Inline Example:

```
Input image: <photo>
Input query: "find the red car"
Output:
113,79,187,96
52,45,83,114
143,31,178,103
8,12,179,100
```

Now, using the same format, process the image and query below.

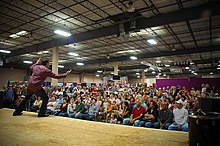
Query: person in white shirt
46,97,57,114
67,98,76,117
201,84,206,93
168,99,189,132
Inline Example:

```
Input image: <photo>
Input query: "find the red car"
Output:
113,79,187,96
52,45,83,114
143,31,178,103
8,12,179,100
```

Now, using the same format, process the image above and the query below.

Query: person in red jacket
13,58,71,117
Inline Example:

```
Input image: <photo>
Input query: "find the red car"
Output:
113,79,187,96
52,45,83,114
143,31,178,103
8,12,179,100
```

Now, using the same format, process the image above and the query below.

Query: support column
141,69,145,83
114,63,119,75
80,73,84,83
52,47,58,86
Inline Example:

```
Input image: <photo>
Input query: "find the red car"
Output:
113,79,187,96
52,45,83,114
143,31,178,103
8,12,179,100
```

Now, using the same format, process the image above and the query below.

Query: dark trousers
15,88,49,115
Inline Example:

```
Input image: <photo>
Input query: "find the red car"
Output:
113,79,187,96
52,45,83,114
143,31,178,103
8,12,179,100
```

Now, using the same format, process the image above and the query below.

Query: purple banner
156,77,220,90
156,78,190,90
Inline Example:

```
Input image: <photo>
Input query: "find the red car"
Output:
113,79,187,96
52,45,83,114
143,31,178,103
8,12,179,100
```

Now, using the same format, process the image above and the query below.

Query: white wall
45,73,80,83
82,74,102,84
0,68,27,87
128,76,167,86
0,68,102,87
145,78,156,86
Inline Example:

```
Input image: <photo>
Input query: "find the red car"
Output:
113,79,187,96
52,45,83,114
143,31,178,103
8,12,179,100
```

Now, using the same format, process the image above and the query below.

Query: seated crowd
1,83,219,132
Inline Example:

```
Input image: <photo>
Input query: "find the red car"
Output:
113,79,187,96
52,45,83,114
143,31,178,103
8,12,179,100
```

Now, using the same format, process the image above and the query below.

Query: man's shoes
13,112,23,116
38,114,49,117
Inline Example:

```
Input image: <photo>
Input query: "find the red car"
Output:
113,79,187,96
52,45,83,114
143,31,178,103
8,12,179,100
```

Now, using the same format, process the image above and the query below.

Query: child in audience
109,113,117,124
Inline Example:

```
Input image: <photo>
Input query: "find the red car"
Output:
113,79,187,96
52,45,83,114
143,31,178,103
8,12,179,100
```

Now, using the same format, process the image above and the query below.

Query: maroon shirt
28,64,67,91
132,106,146,119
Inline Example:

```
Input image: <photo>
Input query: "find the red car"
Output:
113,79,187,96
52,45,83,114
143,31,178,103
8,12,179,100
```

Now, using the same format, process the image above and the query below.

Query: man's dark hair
42,60,49,66
91,98,97,102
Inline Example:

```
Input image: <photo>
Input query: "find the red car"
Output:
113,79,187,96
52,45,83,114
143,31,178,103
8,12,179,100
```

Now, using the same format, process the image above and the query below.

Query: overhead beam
76,65,148,73
3,44,219,72
2,1,220,58
2,57,219,75
79,45,220,65
121,66,220,77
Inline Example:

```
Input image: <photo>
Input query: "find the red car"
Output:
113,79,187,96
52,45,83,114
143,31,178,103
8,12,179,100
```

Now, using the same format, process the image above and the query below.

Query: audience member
154,103,173,129
168,99,189,132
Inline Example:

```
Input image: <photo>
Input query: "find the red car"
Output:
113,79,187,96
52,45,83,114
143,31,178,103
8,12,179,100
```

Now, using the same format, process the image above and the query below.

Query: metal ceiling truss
39,0,97,27
80,45,220,65
0,0,91,37
79,36,220,59
109,0,127,13
1,1,220,58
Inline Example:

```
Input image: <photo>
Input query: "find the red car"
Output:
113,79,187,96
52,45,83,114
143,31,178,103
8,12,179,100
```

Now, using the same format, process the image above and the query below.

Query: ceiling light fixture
127,1,135,13
185,67,189,69
76,62,84,66
58,60,66,63
37,52,43,55
144,69,148,72
23,61,33,64
217,67,220,70
165,64,170,67
42,51,49,54
54,30,71,37
17,31,27,35
58,65,64,68
0,41,15,46
10,30,28,38
97,70,102,73
96,74,100,77
68,52,79,56
107,54,110,59
136,73,140,75
163,74,166,76
130,56,137,60
152,71,156,74
147,39,157,45
210,72,213,75
0,49,11,53
190,62,194,65
156,60,161,63
137,76,140,78
116,49,140,54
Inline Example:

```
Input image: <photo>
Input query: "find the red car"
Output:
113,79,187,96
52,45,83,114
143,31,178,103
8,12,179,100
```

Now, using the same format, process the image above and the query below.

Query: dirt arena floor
0,108,188,146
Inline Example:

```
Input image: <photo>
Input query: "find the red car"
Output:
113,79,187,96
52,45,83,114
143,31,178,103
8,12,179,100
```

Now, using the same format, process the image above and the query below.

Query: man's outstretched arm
46,69,72,79
30,58,41,71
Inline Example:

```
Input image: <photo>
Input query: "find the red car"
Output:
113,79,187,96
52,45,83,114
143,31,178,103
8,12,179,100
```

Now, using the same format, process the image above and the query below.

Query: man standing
13,58,71,117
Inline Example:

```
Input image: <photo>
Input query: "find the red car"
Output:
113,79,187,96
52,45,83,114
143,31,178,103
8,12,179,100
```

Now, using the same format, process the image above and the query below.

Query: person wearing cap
13,58,72,117
168,99,189,132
